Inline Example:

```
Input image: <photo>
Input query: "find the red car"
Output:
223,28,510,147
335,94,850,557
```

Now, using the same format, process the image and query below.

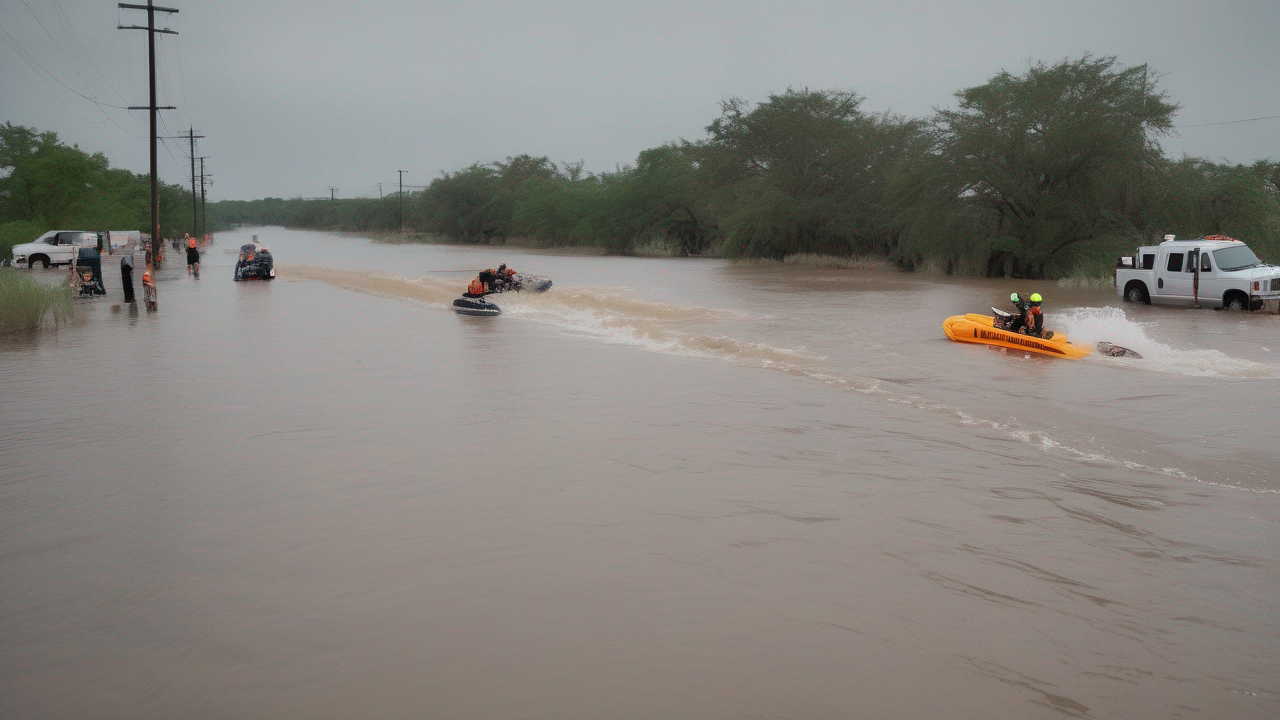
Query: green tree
701,88,919,258
890,55,1178,277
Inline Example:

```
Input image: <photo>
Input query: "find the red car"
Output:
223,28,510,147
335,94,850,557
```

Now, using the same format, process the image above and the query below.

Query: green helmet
1010,292,1021,303
1029,292,1043,304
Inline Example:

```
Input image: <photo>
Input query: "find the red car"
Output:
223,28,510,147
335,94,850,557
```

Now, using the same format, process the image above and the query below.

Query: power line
0,23,135,111
1176,114,1280,128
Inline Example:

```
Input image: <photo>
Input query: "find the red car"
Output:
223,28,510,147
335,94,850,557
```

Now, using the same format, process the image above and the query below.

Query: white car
1116,235,1280,311
11,230,98,269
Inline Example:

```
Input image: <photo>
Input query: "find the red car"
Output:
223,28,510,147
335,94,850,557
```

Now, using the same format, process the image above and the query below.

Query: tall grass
1056,274,1114,290
0,268,76,332
783,253,887,269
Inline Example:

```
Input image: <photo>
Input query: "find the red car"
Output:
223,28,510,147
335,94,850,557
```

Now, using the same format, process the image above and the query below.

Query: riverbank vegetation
211,56,1279,280
0,123,207,262
0,267,75,332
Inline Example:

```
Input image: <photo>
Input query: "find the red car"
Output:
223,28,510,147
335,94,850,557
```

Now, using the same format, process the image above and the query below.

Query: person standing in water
186,237,201,277
120,254,135,303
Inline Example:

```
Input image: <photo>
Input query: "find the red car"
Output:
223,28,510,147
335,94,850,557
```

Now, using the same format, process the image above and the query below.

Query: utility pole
119,1,179,268
397,170,407,232
327,186,338,202
185,127,204,236
197,156,209,235
378,182,382,199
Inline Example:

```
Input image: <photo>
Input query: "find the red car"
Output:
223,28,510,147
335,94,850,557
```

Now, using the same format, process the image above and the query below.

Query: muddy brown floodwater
2,227,1278,718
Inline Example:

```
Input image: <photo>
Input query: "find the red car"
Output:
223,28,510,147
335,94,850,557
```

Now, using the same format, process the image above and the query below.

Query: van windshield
1213,245,1262,272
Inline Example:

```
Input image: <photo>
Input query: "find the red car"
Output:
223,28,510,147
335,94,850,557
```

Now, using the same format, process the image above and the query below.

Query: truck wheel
1224,292,1248,311
30,255,49,269
1124,282,1149,305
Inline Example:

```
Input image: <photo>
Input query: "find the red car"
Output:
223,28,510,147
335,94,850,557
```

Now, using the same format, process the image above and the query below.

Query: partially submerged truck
1116,235,1280,311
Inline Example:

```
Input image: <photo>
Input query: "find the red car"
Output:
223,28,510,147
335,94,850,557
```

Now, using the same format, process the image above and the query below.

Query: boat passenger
465,277,488,297
1007,292,1029,333
1024,293,1044,337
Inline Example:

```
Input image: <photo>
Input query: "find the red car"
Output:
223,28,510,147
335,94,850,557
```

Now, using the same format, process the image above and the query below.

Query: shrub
0,267,75,332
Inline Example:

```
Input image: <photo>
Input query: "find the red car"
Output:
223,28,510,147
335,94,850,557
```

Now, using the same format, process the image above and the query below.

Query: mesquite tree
890,56,1178,277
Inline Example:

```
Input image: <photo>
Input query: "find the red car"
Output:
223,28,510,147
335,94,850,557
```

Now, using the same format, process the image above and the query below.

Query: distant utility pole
197,156,209,234
185,127,204,236
397,170,407,231
119,1,179,267
377,182,382,199
327,186,338,202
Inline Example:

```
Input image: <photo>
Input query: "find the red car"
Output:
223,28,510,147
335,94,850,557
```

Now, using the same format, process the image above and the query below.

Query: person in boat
464,277,492,298
1006,292,1030,333
478,263,519,291
1022,293,1045,337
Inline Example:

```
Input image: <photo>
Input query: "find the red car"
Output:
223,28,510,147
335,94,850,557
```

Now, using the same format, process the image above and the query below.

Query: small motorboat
452,295,501,316
234,239,275,281
943,309,1090,359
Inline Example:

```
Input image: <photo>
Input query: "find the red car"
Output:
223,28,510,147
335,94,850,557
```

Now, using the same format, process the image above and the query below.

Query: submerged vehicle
234,240,275,281
452,296,501,316
943,309,1091,359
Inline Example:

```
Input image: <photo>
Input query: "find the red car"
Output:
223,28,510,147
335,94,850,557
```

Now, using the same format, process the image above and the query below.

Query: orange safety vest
468,278,485,295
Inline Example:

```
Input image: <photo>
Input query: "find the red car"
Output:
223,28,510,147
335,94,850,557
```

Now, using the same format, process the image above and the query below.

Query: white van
1116,235,1280,311
11,231,98,269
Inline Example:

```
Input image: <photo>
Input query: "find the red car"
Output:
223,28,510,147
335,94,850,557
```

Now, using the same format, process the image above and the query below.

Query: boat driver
478,263,517,291
1024,293,1044,337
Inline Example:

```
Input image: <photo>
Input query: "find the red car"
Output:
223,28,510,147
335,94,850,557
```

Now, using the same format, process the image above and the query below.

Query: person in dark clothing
120,254,135,303
185,237,201,276
1024,293,1045,337
1006,292,1029,333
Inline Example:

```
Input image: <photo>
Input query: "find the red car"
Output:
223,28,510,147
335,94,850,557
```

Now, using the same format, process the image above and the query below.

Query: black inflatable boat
452,295,501,316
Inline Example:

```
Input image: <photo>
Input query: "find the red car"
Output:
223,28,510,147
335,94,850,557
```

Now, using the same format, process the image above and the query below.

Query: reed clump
1056,274,1114,290
0,268,75,332
783,253,887,269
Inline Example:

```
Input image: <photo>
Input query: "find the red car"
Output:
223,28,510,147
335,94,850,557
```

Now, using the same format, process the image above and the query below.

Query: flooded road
3,227,1278,718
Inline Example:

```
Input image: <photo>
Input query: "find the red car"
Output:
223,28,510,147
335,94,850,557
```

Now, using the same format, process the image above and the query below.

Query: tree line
0,122,209,261
7,55,1277,279
213,57,1280,279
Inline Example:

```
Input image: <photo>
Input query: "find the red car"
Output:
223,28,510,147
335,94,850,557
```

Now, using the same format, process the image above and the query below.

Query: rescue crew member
465,277,488,297
1025,293,1044,337
1007,292,1029,333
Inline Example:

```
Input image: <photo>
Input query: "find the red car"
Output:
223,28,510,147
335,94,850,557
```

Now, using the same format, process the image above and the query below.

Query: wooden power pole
197,156,209,235
397,170,407,232
119,1,179,267
186,127,204,236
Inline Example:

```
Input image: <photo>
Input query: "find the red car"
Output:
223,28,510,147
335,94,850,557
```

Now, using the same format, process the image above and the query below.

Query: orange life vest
468,278,485,295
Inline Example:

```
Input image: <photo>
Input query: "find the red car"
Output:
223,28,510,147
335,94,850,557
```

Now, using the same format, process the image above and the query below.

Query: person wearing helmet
185,236,200,276
1025,293,1045,337
1005,292,1030,333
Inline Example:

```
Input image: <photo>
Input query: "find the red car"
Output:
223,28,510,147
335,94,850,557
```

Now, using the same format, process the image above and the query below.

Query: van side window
1201,253,1212,272
1142,254,1155,269
1166,252,1184,273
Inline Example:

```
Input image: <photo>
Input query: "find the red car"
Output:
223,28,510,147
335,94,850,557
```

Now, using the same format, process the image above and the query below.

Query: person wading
120,254,135,304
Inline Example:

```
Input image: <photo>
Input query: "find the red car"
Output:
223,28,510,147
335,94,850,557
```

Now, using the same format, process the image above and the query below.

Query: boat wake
284,266,1271,492
1055,306,1279,379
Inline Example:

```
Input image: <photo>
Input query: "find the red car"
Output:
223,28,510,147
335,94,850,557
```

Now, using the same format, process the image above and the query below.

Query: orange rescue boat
943,312,1091,359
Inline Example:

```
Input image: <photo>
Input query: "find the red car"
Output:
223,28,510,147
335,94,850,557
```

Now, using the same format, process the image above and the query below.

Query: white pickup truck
11,230,99,269
1116,235,1280,311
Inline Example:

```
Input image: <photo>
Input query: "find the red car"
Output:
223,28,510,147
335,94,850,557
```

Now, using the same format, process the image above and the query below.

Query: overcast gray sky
2,0,1277,201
